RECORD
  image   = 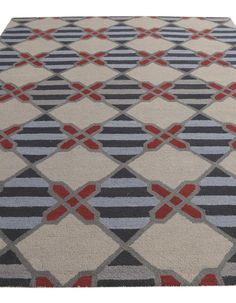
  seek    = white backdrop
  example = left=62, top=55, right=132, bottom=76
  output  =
left=0, top=0, right=235, bottom=302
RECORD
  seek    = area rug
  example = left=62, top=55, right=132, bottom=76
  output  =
left=0, top=16, right=236, bottom=287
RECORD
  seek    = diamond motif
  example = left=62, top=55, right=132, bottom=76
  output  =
left=53, top=25, right=84, bottom=44
left=131, top=213, right=233, bottom=282
left=37, top=146, right=119, bottom=190
left=126, top=37, right=174, bottom=53
left=175, top=17, right=218, bottom=30
left=104, top=46, right=141, bottom=72
left=27, top=75, right=74, bottom=110
left=14, top=37, right=61, bottom=56
left=0, top=168, right=58, bottom=240
left=26, top=18, right=68, bottom=30
left=1, top=26, right=32, bottom=45
left=0, top=150, right=26, bottom=182
left=11, top=114, right=68, bottom=163
left=62, top=63, right=118, bottom=85
left=17, top=214, right=119, bottom=284
left=192, top=64, right=236, bottom=86
left=127, top=98, right=195, bottom=129
left=159, top=24, right=191, bottom=43
left=164, top=46, right=201, bottom=72
left=169, top=75, right=216, bottom=109
left=183, top=38, right=230, bottom=55
left=128, top=145, right=211, bottom=189
left=75, top=17, right=118, bottom=30
left=178, top=114, right=234, bottom=161
left=106, top=24, right=137, bottom=44
left=0, top=65, right=53, bottom=86
left=125, top=17, right=167, bottom=29
left=0, top=47, right=21, bottom=71
left=98, top=74, right=145, bottom=110
left=42, top=47, right=80, bottom=73
left=192, top=167, right=236, bottom=240
left=94, top=114, right=152, bottom=162
left=0, top=98, right=40, bottom=129
left=69, top=37, right=117, bottom=54
left=87, top=168, right=160, bottom=241
left=203, top=97, right=236, bottom=123
left=50, top=98, right=118, bottom=129
left=127, top=63, right=183, bottom=85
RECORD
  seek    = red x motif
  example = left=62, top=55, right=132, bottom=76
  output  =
left=60, top=124, right=101, bottom=151
left=77, top=52, right=105, bottom=66
left=0, top=83, right=34, bottom=102
left=145, top=124, right=187, bottom=150
left=226, top=124, right=236, bottom=149
left=29, top=28, right=56, bottom=40
left=136, top=27, right=161, bottom=39
left=15, top=53, right=46, bottom=68
left=188, top=28, right=215, bottom=40
left=0, top=125, right=20, bottom=150
left=138, top=51, right=167, bottom=66
left=152, top=183, right=202, bottom=220
left=82, top=28, right=107, bottom=39
left=47, top=183, right=96, bottom=222
left=197, top=52, right=229, bottom=67
left=209, top=82, right=236, bottom=101
left=69, top=82, right=103, bottom=101
left=141, top=82, right=175, bottom=101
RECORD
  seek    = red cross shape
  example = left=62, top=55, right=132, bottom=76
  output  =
left=69, top=82, right=103, bottom=101
left=0, top=126, right=20, bottom=150
left=60, top=124, right=101, bottom=151
left=209, top=82, right=236, bottom=101
left=152, top=183, right=202, bottom=220
left=77, top=52, right=105, bottom=66
left=29, top=28, right=56, bottom=40
left=188, top=28, right=215, bottom=40
left=225, top=124, right=236, bottom=149
left=197, top=52, right=229, bottom=67
left=46, top=183, right=96, bottom=222
left=136, top=27, right=161, bottom=39
left=0, top=83, right=34, bottom=102
left=15, top=53, right=46, bottom=68
left=138, top=51, right=167, bottom=66
left=141, top=82, right=175, bottom=101
left=145, top=124, right=187, bottom=150
left=82, top=28, right=107, bottom=39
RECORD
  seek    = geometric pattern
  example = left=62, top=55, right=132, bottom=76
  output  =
left=1, top=16, right=236, bottom=287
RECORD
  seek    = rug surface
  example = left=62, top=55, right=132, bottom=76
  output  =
left=0, top=16, right=236, bottom=287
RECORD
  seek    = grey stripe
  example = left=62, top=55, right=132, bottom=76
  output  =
left=5, top=178, right=48, bottom=188
left=190, top=146, right=230, bottom=154
left=103, top=147, right=144, bottom=155
left=25, top=121, right=58, bottom=128
left=0, top=217, right=42, bottom=229
left=101, top=178, right=146, bottom=188
left=95, top=134, right=150, bottom=140
left=192, top=196, right=236, bottom=205
left=98, top=266, right=153, bottom=280
left=206, top=215, right=236, bottom=227
left=0, top=264, right=31, bottom=279
left=185, top=120, right=221, bottom=127
left=17, top=147, right=56, bottom=155
left=199, top=177, right=236, bottom=187
left=11, top=134, right=66, bottom=140
left=89, top=197, right=159, bottom=207
left=100, top=217, right=150, bottom=229
left=0, top=197, right=56, bottom=207
left=178, top=133, right=234, bottom=139
left=221, top=263, right=236, bottom=276
left=105, top=121, right=141, bottom=127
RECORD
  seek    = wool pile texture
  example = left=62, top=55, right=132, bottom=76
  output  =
left=1, top=16, right=236, bottom=287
